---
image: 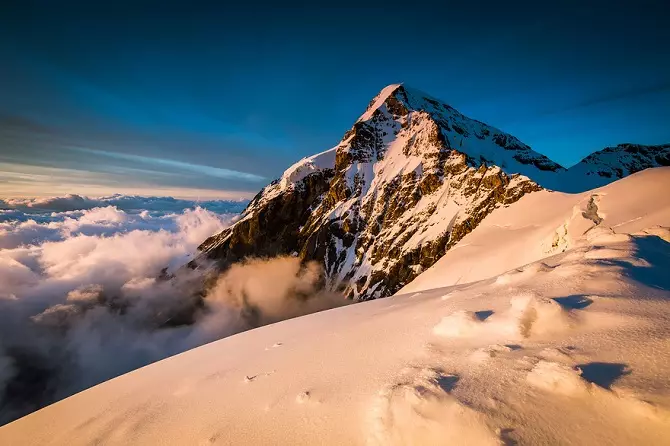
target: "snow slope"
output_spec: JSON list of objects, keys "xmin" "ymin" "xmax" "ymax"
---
[
  {"xmin": 402, "ymin": 166, "xmax": 670, "ymax": 292},
  {"xmin": 1, "ymin": 169, "xmax": 669, "ymax": 445}
]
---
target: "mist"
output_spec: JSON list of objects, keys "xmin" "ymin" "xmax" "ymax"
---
[{"xmin": 0, "ymin": 201, "xmax": 344, "ymax": 425}]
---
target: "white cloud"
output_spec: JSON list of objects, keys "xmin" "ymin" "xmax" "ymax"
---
[
  {"xmin": 0, "ymin": 193, "xmax": 248, "ymax": 214},
  {"xmin": 0, "ymin": 194, "xmax": 248, "ymax": 250},
  {"xmin": 0, "ymin": 197, "xmax": 344, "ymax": 425}
]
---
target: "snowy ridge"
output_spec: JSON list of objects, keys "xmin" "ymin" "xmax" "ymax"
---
[
  {"xmin": 3, "ymin": 168, "xmax": 669, "ymax": 445},
  {"xmin": 278, "ymin": 148, "xmax": 337, "ymax": 192},
  {"xmin": 358, "ymin": 83, "xmax": 404, "ymax": 122},
  {"xmin": 396, "ymin": 84, "xmax": 564, "ymax": 180}
]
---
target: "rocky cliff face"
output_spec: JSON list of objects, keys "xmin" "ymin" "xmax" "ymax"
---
[{"xmin": 198, "ymin": 84, "xmax": 564, "ymax": 300}]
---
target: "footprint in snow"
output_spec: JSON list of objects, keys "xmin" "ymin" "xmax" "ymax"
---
[
  {"xmin": 497, "ymin": 427, "xmax": 518, "ymax": 446},
  {"xmin": 201, "ymin": 433, "xmax": 221, "ymax": 445},
  {"xmin": 296, "ymin": 391, "xmax": 311, "ymax": 404},
  {"xmin": 244, "ymin": 370, "xmax": 275, "ymax": 383}
]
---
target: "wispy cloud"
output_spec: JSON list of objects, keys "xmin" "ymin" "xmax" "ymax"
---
[
  {"xmin": 0, "ymin": 163, "xmax": 257, "ymax": 200},
  {"xmin": 70, "ymin": 147, "xmax": 265, "ymax": 182},
  {"xmin": 0, "ymin": 115, "xmax": 270, "ymax": 199}
]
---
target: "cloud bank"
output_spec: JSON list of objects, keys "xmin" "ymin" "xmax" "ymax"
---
[
  {"xmin": 0, "ymin": 193, "xmax": 248, "ymax": 214},
  {"xmin": 0, "ymin": 197, "xmax": 344, "ymax": 425}
]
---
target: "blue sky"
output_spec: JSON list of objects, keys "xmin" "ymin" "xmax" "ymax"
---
[{"xmin": 1, "ymin": 1, "xmax": 668, "ymax": 198}]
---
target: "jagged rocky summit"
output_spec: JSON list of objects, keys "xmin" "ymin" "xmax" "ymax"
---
[{"xmin": 198, "ymin": 84, "xmax": 669, "ymax": 300}]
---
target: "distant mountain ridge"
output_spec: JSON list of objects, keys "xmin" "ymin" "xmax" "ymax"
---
[
  {"xmin": 555, "ymin": 143, "xmax": 670, "ymax": 192},
  {"xmin": 197, "ymin": 84, "xmax": 669, "ymax": 300}
]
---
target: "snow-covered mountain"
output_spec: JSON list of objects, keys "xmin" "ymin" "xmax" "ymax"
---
[
  {"xmin": 198, "ymin": 84, "xmax": 668, "ymax": 300},
  {"xmin": 3, "ymin": 168, "xmax": 668, "ymax": 445},
  {"xmin": 198, "ymin": 84, "xmax": 564, "ymax": 300},
  {"xmin": 555, "ymin": 143, "xmax": 670, "ymax": 192}
]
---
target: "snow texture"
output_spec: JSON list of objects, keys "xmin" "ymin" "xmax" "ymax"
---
[{"xmin": 2, "ymin": 167, "xmax": 669, "ymax": 445}]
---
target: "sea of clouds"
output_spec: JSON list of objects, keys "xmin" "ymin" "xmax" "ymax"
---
[{"xmin": 0, "ymin": 195, "xmax": 344, "ymax": 425}]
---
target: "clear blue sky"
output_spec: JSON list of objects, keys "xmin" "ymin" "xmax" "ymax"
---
[{"xmin": 1, "ymin": 1, "xmax": 668, "ymax": 198}]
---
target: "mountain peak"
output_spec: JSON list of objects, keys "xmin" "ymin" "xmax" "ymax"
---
[
  {"xmin": 199, "ymin": 84, "xmax": 564, "ymax": 300},
  {"xmin": 358, "ymin": 83, "xmax": 460, "ymax": 123},
  {"xmin": 351, "ymin": 83, "xmax": 564, "ymax": 180},
  {"xmin": 358, "ymin": 83, "xmax": 406, "ymax": 122},
  {"xmin": 198, "ymin": 83, "xmax": 667, "ymax": 301}
]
